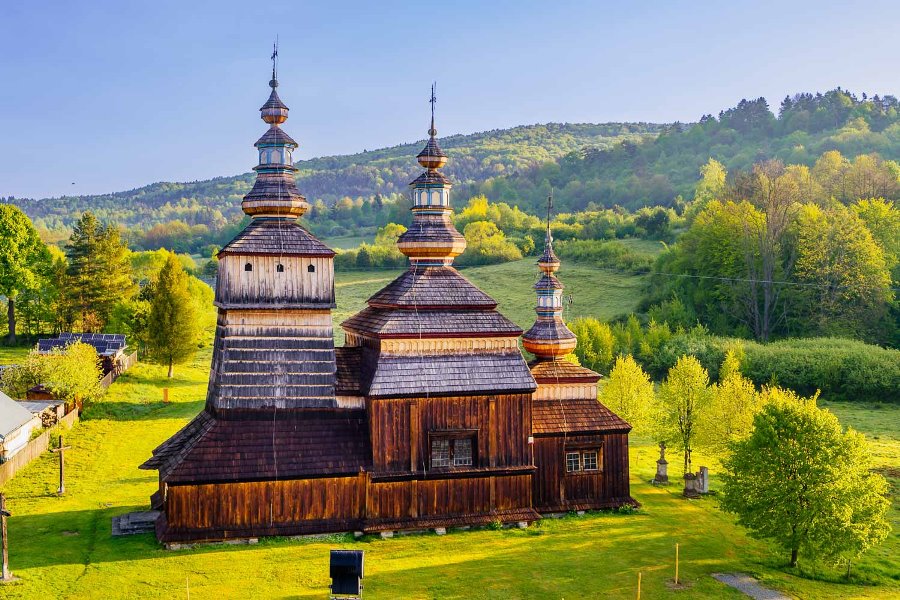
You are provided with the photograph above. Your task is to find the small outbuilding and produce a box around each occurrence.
[0,390,41,463]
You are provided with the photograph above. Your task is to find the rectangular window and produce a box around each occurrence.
[430,434,476,469]
[431,438,450,468]
[582,451,599,471]
[566,451,581,473]
[453,438,473,466]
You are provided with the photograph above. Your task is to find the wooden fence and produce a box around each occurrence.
[0,409,79,488]
[100,350,138,389]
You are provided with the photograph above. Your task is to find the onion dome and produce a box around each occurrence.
[241,74,309,219]
[396,85,466,265]
[522,204,577,358]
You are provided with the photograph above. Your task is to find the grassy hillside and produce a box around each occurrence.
[1,349,895,599]
[331,259,649,344]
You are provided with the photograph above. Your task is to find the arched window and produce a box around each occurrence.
[244,263,253,272]
[307,264,316,273]
[276,264,284,273]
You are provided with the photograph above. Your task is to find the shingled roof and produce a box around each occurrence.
[367,267,496,308]
[343,307,522,338]
[335,347,362,395]
[532,398,630,435]
[219,218,335,257]
[365,352,536,397]
[256,126,298,147]
[143,410,371,484]
[530,359,601,383]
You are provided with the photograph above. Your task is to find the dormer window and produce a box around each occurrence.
[307,264,316,273]
[244,263,253,272]
[276,264,285,273]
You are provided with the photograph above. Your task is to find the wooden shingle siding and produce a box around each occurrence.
[367,267,493,308]
[218,219,334,257]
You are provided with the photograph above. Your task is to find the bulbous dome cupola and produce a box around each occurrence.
[523,197,578,359]
[397,84,466,266]
[240,66,309,219]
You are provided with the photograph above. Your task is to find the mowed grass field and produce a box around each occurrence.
[0,260,897,599]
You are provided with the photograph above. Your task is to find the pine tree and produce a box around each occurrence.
[66,212,137,330]
[147,252,198,378]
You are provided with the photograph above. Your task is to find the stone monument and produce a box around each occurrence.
[652,441,669,485]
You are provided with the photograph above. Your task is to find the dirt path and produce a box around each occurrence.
[713,573,791,599]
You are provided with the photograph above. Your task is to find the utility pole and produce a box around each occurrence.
[50,435,72,495]
[1,492,11,581]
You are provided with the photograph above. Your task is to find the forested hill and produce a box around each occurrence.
[8,122,663,232]
[473,89,900,214]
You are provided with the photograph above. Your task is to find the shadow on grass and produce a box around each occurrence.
[82,400,204,422]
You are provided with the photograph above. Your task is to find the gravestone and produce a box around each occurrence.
[699,466,709,494]
[683,472,701,498]
[652,442,669,485]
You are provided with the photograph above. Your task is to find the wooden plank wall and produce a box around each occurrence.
[165,473,533,537]
[532,432,631,511]
[166,476,362,531]
[368,393,532,473]
[217,255,334,305]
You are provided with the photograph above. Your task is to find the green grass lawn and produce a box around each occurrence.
[0,345,31,365]
[1,344,896,599]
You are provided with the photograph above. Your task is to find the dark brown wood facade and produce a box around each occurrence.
[532,432,633,513]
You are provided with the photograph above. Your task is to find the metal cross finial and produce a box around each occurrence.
[546,188,554,242]
[429,82,437,134]
[271,36,279,81]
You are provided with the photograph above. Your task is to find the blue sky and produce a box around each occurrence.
[1,0,898,199]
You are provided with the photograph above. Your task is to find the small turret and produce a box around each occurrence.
[396,84,466,266]
[522,193,577,358]
[240,47,308,219]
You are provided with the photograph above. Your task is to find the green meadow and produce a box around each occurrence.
[0,262,897,599]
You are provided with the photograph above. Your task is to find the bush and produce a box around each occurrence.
[741,338,900,403]
[555,239,653,273]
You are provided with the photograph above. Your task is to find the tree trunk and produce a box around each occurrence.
[790,548,798,567]
[5,297,15,345]
[167,359,174,378]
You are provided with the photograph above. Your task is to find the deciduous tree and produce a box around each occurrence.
[0,205,50,342]
[657,355,712,474]
[600,355,656,435]
[721,391,891,569]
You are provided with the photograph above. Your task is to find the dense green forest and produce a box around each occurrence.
[469,89,900,214]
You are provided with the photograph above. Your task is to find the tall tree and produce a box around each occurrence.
[66,212,137,330]
[0,205,50,343]
[147,252,198,377]
[698,349,762,454]
[600,354,657,436]
[733,160,802,341]
[721,390,891,569]
[657,355,712,474]
[791,204,892,337]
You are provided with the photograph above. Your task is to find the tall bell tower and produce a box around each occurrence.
[208,51,338,411]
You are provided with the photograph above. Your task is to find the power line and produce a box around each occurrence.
[644,270,900,293]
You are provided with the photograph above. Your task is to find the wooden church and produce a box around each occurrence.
[140,69,634,543]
